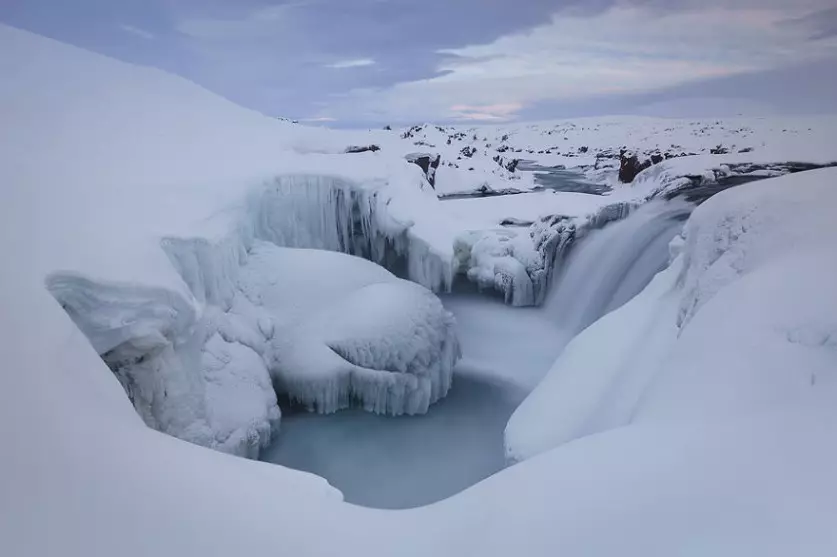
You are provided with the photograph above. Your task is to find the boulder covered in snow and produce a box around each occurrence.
[234,242,460,415]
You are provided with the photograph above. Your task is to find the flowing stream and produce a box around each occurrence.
[545,200,692,338]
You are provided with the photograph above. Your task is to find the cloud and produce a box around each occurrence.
[325,59,376,69]
[7,0,837,125]
[323,3,837,124]
[176,3,306,40]
[119,24,155,40]
[450,103,523,121]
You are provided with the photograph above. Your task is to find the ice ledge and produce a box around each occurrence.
[46,173,461,458]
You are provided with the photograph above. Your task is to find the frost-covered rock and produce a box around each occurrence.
[235,242,460,415]
[47,274,281,458]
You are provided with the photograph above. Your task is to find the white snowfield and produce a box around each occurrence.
[5,23,837,557]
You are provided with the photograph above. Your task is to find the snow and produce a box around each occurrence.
[5,22,837,557]
[235,242,460,415]
[1,22,465,457]
[506,168,837,463]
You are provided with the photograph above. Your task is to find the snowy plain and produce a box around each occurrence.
[3,21,837,557]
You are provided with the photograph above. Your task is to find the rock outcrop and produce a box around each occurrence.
[405,152,441,188]
[345,144,381,154]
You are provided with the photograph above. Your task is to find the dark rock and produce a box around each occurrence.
[460,146,477,158]
[345,144,381,154]
[738,147,754,153]
[710,145,730,155]
[650,153,664,165]
[618,149,652,183]
[405,153,441,188]
[401,125,423,139]
[383,125,392,131]
[578,146,589,153]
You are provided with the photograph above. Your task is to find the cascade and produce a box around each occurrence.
[545,200,692,337]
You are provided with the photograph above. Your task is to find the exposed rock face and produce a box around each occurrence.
[345,145,381,154]
[710,145,730,155]
[405,152,441,188]
[460,146,477,158]
[619,150,653,183]
[493,155,521,173]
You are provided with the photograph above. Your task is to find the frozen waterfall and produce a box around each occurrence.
[545,200,693,337]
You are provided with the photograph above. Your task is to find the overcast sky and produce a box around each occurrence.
[2,0,837,126]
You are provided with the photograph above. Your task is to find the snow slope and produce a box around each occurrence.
[506,168,837,463]
[4,24,837,557]
[1,23,464,456]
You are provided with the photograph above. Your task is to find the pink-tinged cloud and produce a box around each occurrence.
[449,102,523,121]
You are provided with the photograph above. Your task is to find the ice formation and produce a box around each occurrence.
[47,273,281,458]
[234,242,460,415]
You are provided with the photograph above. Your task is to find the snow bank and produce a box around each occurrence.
[506,168,837,462]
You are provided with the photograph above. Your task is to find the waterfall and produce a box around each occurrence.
[545,200,692,336]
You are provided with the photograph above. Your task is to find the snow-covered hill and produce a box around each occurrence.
[3,23,837,557]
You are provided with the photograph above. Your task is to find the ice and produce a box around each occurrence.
[235,242,460,415]
[47,273,281,457]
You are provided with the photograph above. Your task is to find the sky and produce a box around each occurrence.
[2,0,837,127]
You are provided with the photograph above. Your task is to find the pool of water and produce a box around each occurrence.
[259,294,562,509]
[518,162,611,195]
[261,372,525,509]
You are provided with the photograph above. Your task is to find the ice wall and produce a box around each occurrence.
[252,174,453,293]
[46,174,461,457]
